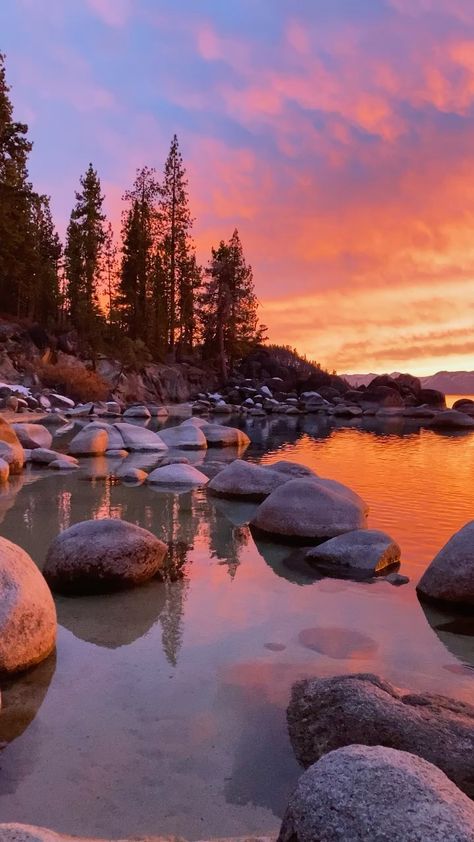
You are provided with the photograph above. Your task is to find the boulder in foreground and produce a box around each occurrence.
[416,520,474,607]
[12,423,52,450]
[250,478,367,543]
[287,672,474,796]
[113,422,168,452]
[147,463,209,487]
[278,744,474,842]
[43,518,167,595]
[0,536,56,673]
[306,528,400,577]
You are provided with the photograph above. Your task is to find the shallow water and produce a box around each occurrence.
[0,413,473,839]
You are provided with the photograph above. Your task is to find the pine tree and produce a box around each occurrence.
[158,135,197,355]
[118,166,159,342]
[29,194,62,324]
[64,163,106,329]
[102,221,118,325]
[200,229,266,378]
[0,52,35,316]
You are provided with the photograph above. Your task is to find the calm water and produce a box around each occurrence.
[0,412,473,839]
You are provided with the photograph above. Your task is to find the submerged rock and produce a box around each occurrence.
[417,520,474,607]
[12,423,52,450]
[208,459,289,501]
[0,536,56,674]
[250,478,367,543]
[278,745,474,842]
[43,518,167,595]
[306,529,400,577]
[286,672,474,797]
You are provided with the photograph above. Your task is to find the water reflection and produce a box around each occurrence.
[0,653,56,745]
[0,418,473,837]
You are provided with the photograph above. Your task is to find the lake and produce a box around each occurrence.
[0,412,473,840]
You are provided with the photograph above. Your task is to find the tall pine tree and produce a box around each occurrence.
[158,135,198,355]
[200,229,266,378]
[64,163,106,330]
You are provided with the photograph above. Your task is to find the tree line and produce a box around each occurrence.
[0,53,266,375]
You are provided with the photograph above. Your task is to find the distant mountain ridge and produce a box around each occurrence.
[342,371,474,394]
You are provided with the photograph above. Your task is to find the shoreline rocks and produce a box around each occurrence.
[208,460,289,501]
[286,672,474,797]
[43,518,167,595]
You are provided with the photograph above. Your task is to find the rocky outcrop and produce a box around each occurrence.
[43,518,167,595]
[286,672,474,796]
[417,520,474,607]
[306,529,400,577]
[0,536,56,674]
[278,745,474,842]
[250,478,368,543]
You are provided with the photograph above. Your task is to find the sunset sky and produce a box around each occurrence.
[2,0,474,375]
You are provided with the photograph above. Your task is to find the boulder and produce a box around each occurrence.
[48,459,79,471]
[208,459,289,501]
[419,388,446,409]
[115,466,147,483]
[113,422,168,452]
[81,421,125,450]
[147,464,209,487]
[416,520,474,607]
[278,745,474,842]
[0,457,9,482]
[202,424,251,448]
[43,518,167,595]
[49,393,75,410]
[306,529,400,577]
[0,417,25,473]
[250,478,367,543]
[286,672,474,797]
[123,405,151,419]
[270,460,319,479]
[0,536,56,673]
[69,427,109,456]
[427,410,474,429]
[11,423,52,450]
[453,398,474,411]
[158,422,207,450]
[31,449,77,466]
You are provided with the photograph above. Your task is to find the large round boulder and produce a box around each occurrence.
[158,422,207,450]
[0,417,25,474]
[11,423,52,450]
[0,536,56,673]
[123,405,151,419]
[306,529,400,578]
[416,520,474,607]
[278,745,474,842]
[43,518,167,595]
[428,410,474,430]
[69,427,109,456]
[250,478,367,543]
[113,422,168,452]
[286,672,474,796]
[208,459,289,501]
